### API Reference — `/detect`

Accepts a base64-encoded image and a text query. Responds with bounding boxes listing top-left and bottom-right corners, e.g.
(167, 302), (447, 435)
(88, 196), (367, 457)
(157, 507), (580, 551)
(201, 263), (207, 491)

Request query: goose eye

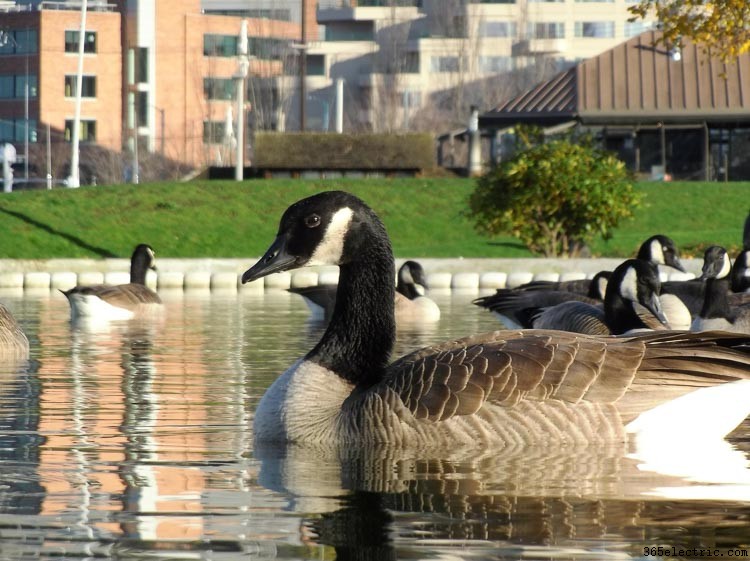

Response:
(304, 214), (321, 228)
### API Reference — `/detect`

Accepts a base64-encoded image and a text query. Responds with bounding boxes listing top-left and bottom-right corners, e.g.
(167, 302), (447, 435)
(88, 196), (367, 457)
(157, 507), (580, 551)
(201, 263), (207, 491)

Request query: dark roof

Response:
(481, 30), (750, 128)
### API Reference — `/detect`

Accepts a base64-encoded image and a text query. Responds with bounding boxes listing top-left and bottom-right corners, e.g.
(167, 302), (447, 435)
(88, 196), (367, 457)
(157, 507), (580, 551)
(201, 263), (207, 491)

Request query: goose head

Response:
(699, 246), (732, 281)
(638, 235), (686, 272)
(609, 258), (669, 327)
(132, 244), (157, 270)
(130, 244), (157, 284)
(397, 260), (428, 299)
(242, 191), (391, 283)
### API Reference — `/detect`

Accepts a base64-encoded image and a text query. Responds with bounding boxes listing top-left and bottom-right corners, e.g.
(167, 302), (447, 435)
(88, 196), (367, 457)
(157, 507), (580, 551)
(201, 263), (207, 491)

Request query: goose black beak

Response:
(646, 293), (670, 326)
(242, 235), (298, 284)
(668, 256), (687, 273)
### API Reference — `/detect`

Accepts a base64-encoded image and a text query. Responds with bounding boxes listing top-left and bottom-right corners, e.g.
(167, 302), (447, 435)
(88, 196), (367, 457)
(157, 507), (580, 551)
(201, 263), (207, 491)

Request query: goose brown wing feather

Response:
(66, 283), (162, 309)
(380, 329), (750, 425)
(530, 301), (610, 335)
(381, 330), (651, 423)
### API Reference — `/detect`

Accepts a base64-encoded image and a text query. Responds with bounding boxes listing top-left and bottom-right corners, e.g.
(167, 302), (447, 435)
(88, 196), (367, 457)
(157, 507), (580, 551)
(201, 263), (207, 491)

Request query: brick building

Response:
(0, 0), (304, 183)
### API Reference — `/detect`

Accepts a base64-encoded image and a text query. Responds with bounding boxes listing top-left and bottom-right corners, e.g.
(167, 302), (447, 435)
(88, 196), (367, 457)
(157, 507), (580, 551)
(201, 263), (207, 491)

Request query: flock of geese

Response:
(473, 233), (750, 335)
(2, 190), (750, 453)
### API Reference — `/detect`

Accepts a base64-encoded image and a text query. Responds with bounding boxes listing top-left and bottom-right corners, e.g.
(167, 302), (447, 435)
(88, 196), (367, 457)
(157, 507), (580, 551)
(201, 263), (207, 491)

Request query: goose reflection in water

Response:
(255, 435), (750, 559)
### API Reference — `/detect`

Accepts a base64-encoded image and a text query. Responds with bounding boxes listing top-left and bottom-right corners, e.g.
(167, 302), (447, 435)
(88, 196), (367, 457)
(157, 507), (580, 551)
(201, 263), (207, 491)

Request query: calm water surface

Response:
(0, 288), (749, 560)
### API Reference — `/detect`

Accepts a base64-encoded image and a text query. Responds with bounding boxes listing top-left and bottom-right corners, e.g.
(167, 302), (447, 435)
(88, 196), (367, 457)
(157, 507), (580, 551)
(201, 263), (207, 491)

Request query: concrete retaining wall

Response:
(0, 257), (702, 293)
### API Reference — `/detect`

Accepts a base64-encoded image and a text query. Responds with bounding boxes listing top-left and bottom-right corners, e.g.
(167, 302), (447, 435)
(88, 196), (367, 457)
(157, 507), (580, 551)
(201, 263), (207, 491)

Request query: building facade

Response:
(300, 0), (653, 132)
(0, 0), (303, 182)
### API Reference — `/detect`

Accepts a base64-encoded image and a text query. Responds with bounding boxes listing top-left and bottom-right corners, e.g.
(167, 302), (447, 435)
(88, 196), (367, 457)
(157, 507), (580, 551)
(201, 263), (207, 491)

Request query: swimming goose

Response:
(473, 271), (609, 329)
(516, 235), (686, 295)
(62, 244), (162, 321)
(289, 260), (440, 322)
(691, 246), (750, 334)
(242, 191), (750, 447)
(0, 304), (29, 360)
(529, 259), (669, 335)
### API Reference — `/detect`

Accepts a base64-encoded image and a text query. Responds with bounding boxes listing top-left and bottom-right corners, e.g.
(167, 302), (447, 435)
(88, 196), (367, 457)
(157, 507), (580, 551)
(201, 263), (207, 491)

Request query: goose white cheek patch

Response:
(620, 266), (639, 302)
(718, 254), (732, 279)
(651, 239), (665, 265)
(308, 207), (354, 266)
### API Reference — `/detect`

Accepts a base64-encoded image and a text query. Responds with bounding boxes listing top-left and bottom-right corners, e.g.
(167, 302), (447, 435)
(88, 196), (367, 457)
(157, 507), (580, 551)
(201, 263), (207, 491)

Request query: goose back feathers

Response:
(243, 191), (750, 448)
(62, 244), (162, 320)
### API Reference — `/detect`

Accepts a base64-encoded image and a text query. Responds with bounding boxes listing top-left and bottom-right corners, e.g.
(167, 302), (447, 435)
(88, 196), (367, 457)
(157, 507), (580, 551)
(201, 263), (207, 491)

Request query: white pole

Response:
(67, 0), (87, 188)
(335, 78), (343, 133)
(235, 20), (248, 181)
(46, 122), (51, 189)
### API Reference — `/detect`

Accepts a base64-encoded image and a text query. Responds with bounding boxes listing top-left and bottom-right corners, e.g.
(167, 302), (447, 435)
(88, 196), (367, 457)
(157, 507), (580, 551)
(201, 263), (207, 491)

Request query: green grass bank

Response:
(0, 178), (747, 259)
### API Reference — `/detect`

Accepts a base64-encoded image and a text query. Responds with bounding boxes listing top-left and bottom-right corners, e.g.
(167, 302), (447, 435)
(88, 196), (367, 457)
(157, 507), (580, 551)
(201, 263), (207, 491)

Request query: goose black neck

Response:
(309, 231), (396, 389)
(731, 251), (749, 292)
(604, 290), (647, 334)
(700, 275), (736, 321)
(397, 278), (420, 300)
(130, 253), (149, 285)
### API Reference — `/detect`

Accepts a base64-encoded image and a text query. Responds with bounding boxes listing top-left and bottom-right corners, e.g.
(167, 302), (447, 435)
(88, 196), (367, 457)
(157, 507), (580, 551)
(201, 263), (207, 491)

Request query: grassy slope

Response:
(0, 178), (747, 259)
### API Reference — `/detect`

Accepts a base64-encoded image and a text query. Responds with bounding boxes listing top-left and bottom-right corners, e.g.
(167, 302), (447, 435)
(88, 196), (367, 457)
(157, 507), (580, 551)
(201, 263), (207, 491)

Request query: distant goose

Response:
(691, 246), (750, 334)
(473, 271), (609, 329)
(529, 259), (669, 335)
(62, 244), (162, 321)
(0, 304), (29, 360)
(289, 260), (440, 323)
(516, 234), (686, 295)
(241, 191), (750, 448)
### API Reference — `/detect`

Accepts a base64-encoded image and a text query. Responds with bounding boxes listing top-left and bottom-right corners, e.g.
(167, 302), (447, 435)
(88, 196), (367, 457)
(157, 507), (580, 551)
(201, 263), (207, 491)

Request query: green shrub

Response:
(468, 139), (641, 257)
(253, 132), (435, 171)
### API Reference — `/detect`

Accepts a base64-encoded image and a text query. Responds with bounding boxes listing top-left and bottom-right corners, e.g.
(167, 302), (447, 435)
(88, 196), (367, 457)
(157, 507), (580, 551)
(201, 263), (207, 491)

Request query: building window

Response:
(401, 90), (421, 108)
(307, 54), (325, 76)
(136, 47), (148, 83)
(529, 22), (565, 39)
(430, 56), (460, 73)
(203, 120), (227, 144)
(64, 119), (96, 142)
(204, 78), (235, 100)
(479, 56), (512, 73)
(65, 30), (97, 53)
(574, 21), (615, 38)
(248, 37), (288, 61)
(0, 74), (38, 99)
(204, 34), (238, 57)
(625, 21), (653, 37)
(0, 119), (37, 143)
(479, 21), (516, 38)
(0, 29), (38, 54)
(64, 75), (96, 98)
(0, 76), (14, 98)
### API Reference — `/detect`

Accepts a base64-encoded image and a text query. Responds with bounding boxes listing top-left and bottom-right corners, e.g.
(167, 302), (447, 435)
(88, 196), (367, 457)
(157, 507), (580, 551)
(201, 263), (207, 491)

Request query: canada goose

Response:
(289, 260), (440, 323)
(529, 259), (669, 335)
(62, 244), (162, 321)
(732, 249), (750, 293)
(691, 246), (750, 333)
(517, 234), (686, 295)
(241, 191), (750, 447)
(0, 304), (29, 360)
(473, 271), (609, 329)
